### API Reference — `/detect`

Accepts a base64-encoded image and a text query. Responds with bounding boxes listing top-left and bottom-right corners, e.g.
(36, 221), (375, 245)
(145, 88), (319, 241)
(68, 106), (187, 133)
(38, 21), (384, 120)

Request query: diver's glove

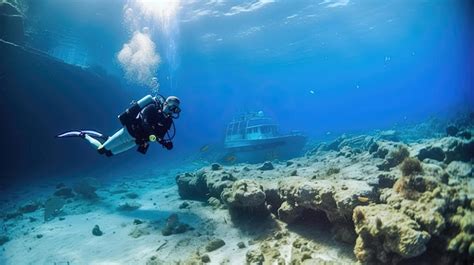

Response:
(137, 142), (149, 154)
(160, 140), (173, 150)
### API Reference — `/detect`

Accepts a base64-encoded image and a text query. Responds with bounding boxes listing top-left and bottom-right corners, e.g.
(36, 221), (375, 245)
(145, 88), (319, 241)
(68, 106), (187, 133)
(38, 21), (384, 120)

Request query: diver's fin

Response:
(56, 131), (82, 138)
(56, 130), (108, 141)
(80, 130), (108, 141)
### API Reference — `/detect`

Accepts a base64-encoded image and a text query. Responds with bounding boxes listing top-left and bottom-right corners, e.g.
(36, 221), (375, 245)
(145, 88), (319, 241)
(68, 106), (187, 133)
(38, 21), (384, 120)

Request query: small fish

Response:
(309, 90), (315, 94)
(357, 196), (370, 203)
(224, 155), (237, 163)
(200, 145), (210, 152)
(326, 131), (331, 135)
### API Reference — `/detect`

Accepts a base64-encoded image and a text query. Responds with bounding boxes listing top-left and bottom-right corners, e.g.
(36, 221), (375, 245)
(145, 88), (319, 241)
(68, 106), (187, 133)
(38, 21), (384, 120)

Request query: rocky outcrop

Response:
(74, 177), (100, 200)
(353, 204), (431, 264)
(277, 176), (375, 241)
(446, 161), (473, 178)
(174, 116), (473, 264)
(176, 167), (236, 201)
(221, 179), (266, 212)
(44, 197), (65, 221)
(373, 142), (409, 171)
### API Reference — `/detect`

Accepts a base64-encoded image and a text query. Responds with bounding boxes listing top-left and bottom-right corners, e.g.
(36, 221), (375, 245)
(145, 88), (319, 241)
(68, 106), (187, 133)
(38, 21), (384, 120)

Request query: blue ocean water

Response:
(1, 0), (473, 180)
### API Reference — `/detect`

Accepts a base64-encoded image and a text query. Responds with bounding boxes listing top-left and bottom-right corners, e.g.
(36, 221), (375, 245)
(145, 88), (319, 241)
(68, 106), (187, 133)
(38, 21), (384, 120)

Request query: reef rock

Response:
(258, 161), (274, 171)
(176, 172), (207, 200)
(446, 125), (459, 137)
(221, 179), (267, 217)
(205, 238), (225, 252)
(19, 201), (41, 213)
(176, 168), (236, 201)
(277, 177), (375, 227)
(92, 225), (103, 236)
(415, 145), (446, 162)
(446, 161), (473, 178)
(438, 137), (474, 163)
(377, 130), (401, 142)
(54, 187), (75, 199)
(373, 141), (409, 171)
(161, 213), (191, 236)
(353, 204), (431, 264)
(44, 197), (65, 221)
(74, 177), (100, 200)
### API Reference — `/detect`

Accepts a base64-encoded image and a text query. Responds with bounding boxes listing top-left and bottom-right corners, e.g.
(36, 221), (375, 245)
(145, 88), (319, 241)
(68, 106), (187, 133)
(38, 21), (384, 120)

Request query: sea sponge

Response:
(400, 157), (423, 176)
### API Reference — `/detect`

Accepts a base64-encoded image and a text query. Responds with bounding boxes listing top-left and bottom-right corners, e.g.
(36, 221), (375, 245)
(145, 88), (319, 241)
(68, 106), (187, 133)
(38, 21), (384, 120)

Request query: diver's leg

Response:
(83, 134), (102, 149)
(100, 128), (135, 155)
(110, 141), (137, 155)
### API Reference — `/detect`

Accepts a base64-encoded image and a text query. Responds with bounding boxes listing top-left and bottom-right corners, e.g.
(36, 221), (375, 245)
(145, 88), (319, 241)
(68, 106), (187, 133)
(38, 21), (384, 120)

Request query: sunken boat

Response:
(223, 111), (307, 163)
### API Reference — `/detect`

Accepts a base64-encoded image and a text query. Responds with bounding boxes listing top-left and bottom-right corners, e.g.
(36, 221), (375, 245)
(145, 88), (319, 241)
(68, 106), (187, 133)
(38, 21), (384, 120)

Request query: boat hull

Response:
(224, 134), (307, 163)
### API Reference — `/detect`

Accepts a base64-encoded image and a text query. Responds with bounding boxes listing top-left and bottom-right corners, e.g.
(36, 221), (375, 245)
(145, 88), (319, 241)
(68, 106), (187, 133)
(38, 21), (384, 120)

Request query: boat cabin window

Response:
(246, 125), (277, 139)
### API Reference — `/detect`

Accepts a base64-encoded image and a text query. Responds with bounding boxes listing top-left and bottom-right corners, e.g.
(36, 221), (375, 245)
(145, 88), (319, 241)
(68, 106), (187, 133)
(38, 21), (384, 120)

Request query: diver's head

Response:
(163, 96), (181, 118)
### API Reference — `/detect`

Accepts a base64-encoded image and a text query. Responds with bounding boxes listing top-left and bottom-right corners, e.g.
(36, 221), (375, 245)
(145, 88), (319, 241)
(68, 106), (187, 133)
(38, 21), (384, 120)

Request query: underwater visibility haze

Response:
(0, 0), (473, 264)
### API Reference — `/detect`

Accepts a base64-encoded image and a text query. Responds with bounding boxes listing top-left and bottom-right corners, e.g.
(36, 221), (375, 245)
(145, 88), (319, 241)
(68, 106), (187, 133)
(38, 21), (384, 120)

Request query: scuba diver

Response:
(56, 95), (181, 157)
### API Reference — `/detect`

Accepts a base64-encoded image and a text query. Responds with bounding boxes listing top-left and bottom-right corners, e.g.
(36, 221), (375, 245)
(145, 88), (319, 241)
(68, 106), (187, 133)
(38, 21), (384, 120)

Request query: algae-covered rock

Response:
(446, 161), (473, 178)
(92, 225), (103, 236)
(74, 177), (100, 200)
(54, 187), (75, 199)
(438, 137), (474, 163)
(222, 179), (266, 208)
(416, 145), (445, 161)
(161, 213), (191, 236)
(353, 204), (430, 264)
(44, 197), (65, 221)
(246, 249), (265, 265)
(205, 238), (225, 252)
(374, 142), (410, 170)
(176, 169), (236, 201)
(258, 161), (274, 171)
(400, 157), (423, 177)
(19, 201), (41, 213)
(278, 177), (375, 224)
(117, 202), (141, 211)
(211, 163), (222, 170)
(175, 171), (207, 200)
(447, 207), (474, 259)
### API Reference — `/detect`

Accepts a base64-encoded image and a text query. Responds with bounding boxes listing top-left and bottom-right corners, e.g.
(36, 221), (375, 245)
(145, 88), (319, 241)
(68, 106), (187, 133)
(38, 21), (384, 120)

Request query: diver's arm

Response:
(159, 139), (173, 150)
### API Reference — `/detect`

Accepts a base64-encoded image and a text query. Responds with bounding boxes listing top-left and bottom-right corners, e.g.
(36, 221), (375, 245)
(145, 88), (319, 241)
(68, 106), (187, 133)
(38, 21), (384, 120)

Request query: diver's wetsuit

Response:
(121, 98), (173, 154)
(97, 95), (174, 156)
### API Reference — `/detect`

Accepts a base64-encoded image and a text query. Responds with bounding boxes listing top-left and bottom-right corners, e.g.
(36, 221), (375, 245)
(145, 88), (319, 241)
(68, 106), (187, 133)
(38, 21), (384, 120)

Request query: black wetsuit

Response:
(119, 100), (173, 153)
